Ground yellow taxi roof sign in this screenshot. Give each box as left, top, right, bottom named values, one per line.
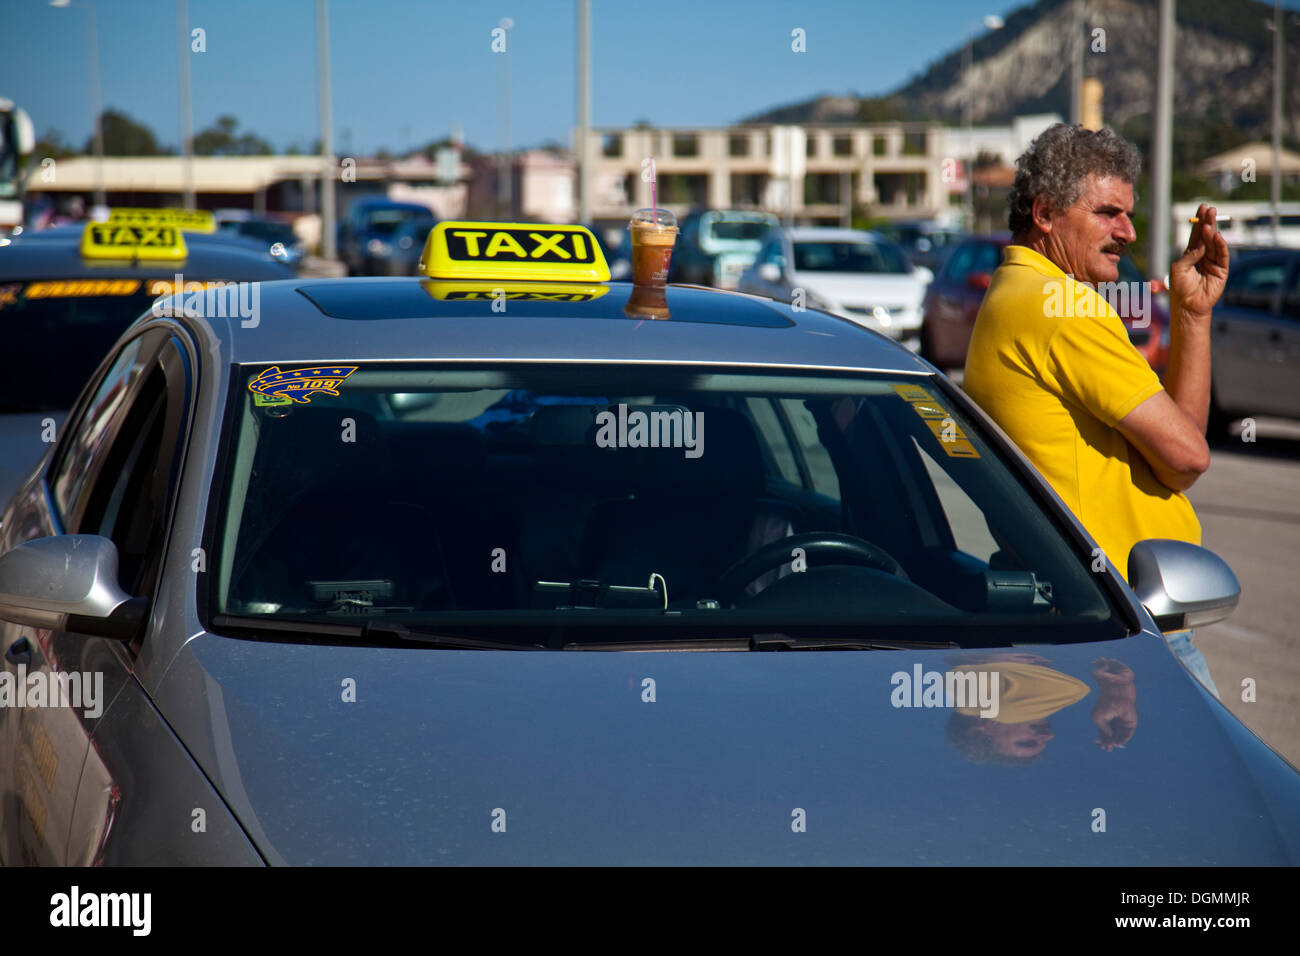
left=81, top=221, right=188, bottom=261
left=105, top=207, right=216, bottom=233
left=421, top=221, right=609, bottom=282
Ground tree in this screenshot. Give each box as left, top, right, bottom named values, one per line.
left=193, top=115, right=273, bottom=156
left=35, top=128, right=76, bottom=159
left=94, top=109, right=168, bottom=155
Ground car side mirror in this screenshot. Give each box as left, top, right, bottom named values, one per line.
left=966, top=271, right=992, bottom=291
left=0, top=535, right=147, bottom=640
left=758, top=262, right=782, bottom=283
left=914, top=266, right=934, bottom=284
left=1128, top=539, right=1240, bottom=632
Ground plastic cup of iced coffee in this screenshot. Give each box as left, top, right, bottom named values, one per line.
left=628, top=208, right=679, bottom=287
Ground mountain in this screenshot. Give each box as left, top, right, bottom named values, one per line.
left=743, top=0, right=1298, bottom=149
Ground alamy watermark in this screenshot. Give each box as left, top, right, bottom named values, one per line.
left=891, top=663, right=1000, bottom=718
left=1043, top=276, right=1152, bottom=329
left=150, top=272, right=261, bottom=327
left=594, top=404, right=704, bottom=459
left=0, top=665, right=104, bottom=718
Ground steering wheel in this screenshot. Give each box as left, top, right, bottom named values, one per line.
left=716, top=531, right=909, bottom=605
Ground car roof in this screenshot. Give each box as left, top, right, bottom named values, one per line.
left=782, top=227, right=888, bottom=243
left=172, top=278, right=933, bottom=373
left=0, top=228, right=296, bottom=281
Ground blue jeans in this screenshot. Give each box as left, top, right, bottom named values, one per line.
left=1164, top=628, right=1219, bottom=698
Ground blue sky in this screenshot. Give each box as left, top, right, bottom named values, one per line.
left=3, top=0, right=1299, bottom=155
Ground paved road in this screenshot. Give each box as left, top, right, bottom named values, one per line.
left=1188, top=417, right=1300, bottom=768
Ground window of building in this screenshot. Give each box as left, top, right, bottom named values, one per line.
left=672, top=133, right=698, bottom=158
left=902, top=131, right=927, bottom=155
left=873, top=136, right=888, bottom=157
left=833, top=135, right=853, bottom=157
left=601, top=134, right=622, bottom=158
left=729, top=135, right=749, bottom=157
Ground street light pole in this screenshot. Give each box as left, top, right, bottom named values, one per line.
left=963, top=15, right=1003, bottom=233
left=499, top=18, right=514, bottom=218
left=52, top=0, right=104, bottom=209
left=1151, top=0, right=1173, bottom=281
left=317, top=0, right=336, bottom=260
left=1271, top=0, right=1283, bottom=247
left=577, top=0, right=591, bottom=224
left=178, top=0, right=194, bottom=209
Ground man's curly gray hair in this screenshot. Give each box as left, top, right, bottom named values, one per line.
left=1007, top=123, right=1142, bottom=237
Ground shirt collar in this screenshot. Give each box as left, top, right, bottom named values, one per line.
left=1003, top=244, right=1069, bottom=278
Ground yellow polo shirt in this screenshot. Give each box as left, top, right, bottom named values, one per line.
left=963, top=245, right=1200, bottom=581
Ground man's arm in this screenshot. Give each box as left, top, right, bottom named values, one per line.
left=1117, top=390, right=1210, bottom=492
left=1163, top=202, right=1230, bottom=434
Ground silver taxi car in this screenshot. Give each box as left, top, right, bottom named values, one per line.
left=0, top=222, right=1294, bottom=866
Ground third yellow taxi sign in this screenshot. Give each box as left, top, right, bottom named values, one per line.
left=106, top=207, right=216, bottom=233
left=421, top=221, right=610, bottom=282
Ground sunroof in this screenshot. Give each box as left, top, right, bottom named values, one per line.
left=295, top=281, right=795, bottom=330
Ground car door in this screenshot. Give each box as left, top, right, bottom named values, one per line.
left=0, top=330, right=192, bottom=865
left=1278, top=262, right=1300, bottom=417
left=1213, top=254, right=1290, bottom=414
left=927, top=242, right=976, bottom=363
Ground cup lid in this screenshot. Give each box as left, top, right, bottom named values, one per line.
left=630, top=208, right=678, bottom=229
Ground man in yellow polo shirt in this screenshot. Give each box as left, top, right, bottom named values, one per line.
left=964, top=124, right=1229, bottom=695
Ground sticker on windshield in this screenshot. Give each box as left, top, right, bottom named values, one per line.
left=248, top=365, right=357, bottom=405
left=892, top=383, right=980, bottom=458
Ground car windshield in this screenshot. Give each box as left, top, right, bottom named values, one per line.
left=366, top=209, right=430, bottom=236
left=0, top=281, right=158, bottom=411
left=210, top=364, right=1124, bottom=647
left=792, top=240, right=910, bottom=274
left=708, top=219, right=773, bottom=243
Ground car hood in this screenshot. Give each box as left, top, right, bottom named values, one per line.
left=793, top=272, right=925, bottom=309
left=154, top=629, right=1300, bottom=865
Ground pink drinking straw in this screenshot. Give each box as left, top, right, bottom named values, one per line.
left=650, top=157, right=657, bottom=226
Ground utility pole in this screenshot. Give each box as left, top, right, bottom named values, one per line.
left=178, top=0, right=194, bottom=209
left=1271, top=0, right=1283, bottom=246
left=1151, top=0, right=1174, bottom=280
left=317, top=0, right=336, bottom=259
left=577, top=0, right=591, bottom=224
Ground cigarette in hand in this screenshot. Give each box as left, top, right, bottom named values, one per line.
left=1188, top=216, right=1231, bottom=224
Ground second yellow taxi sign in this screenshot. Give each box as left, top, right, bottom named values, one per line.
left=420, top=221, right=610, bottom=282
left=106, top=207, right=216, bottom=233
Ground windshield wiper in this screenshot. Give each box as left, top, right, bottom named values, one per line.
left=212, top=614, right=545, bottom=650
left=748, top=635, right=959, bottom=651
left=359, top=620, right=546, bottom=650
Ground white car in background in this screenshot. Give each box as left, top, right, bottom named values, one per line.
left=739, top=228, right=932, bottom=350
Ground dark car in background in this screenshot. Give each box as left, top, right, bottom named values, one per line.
left=876, top=219, right=965, bottom=273
left=218, top=216, right=305, bottom=270
left=670, top=209, right=778, bottom=289
left=339, top=198, right=436, bottom=276
left=920, top=234, right=1168, bottom=373
left=1207, top=247, right=1300, bottom=437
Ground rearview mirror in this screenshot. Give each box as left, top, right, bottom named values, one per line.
left=1128, top=539, right=1240, bottom=632
left=0, top=535, right=146, bottom=639
left=758, top=263, right=782, bottom=283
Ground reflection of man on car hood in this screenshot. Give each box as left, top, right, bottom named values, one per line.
left=945, top=653, right=1137, bottom=764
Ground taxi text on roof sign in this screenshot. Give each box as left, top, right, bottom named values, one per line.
left=80, top=222, right=188, bottom=261
left=421, top=221, right=610, bottom=282
left=105, top=207, right=216, bottom=234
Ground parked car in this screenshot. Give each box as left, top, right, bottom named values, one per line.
left=670, top=209, right=778, bottom=289
left=738, top=227, right=932, bottom=350
left=921, top=235, right=1168, bottom=373
left=876, top=219, right=966, bottom=273
left=0, top=218, right=293, bottom=504
left=218, top=216, right=305, bottom=270
left=2, top=220, right=1291, bottom=865
left=1207, top=247, right=1300, bottom=437
left=339, top=198, right=436, bottom=276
